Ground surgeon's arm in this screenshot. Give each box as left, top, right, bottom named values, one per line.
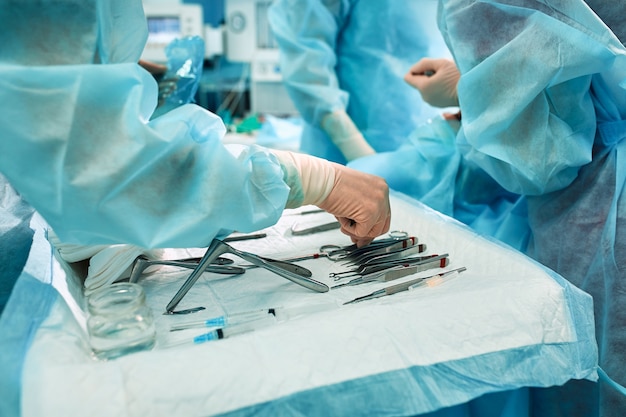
left=0, top=61, right=388, bottom=248
left=319, top=109, right=375, bottom=161
left=0, top=63, right=292, bottom=249
left=268, top=0, right=347, bottom=125
left=268, top=0, right=375, bottom=161
left=274, top=150, right=390, bottom=247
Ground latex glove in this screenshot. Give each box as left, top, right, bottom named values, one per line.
left=48, top=230, right=162, bottom=295
left=273, top=150, right=390, bottom=247
left=321, top=110, right=376, bottom=161
left=84, top=246, right=154, bottom=295
left=404, top=58, right=460, bottom=108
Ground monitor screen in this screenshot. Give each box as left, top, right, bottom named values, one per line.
left=147, top=16, right=181, bottom=45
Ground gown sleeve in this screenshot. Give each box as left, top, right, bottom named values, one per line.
left=438, top=0, right=626, bottom=195
left=0, top=63, right=290, bottom=248
left=268, top=0, right=351, bottom=126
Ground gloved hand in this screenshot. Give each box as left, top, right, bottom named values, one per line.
left=48, top=230, right=162, bottom=295
left=273, top=150, right=390, bottom=247
left=321, top=110, right=376, bottom=162
left=404, top=58, right=460, bottom=108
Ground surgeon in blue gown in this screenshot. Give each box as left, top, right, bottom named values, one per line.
left=268, top=0, right=451, bottom=164
left=408, top=1, right=626, bottom=415
left=0, top=0, right=391, bottom=252
left=348, top=106, right=531, bottom=252
left=0, top=2, right=392, bottom=413
left=346, top=54, right=530, bottom=251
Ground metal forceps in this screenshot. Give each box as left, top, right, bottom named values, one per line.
left=165, top=239, right=329, bottom=314
left=276, top=244, right=353, bottom=263
left=330, top=253, right=448, bottom=281
left=332, top=254, right=450, bottom=288
left=276, top=231, right=414, bottom=264
left=128, top=255, right=243, bottom=284
left=339, top=239, right=425, bottom=267
left=291, top=220, right=341, bottom=236
left=317, top=231, right=413, bottom=262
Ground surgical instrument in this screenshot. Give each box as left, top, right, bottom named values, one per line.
left=169, top=301, right=339, bottom=332
left=291, top=220, right=341, bottom=235
left=166, top=239, right=328, bottom=314
left=165, top=307, right=206, bottom=315
left=343, top=267, right=467, bottom=305
left=190, top=316, right=276, bottom=343
left=319, top=235, right=417, bottom=262
left=340, top=242, right=427, bottom=267
left=408, top=267, right=467, bottom=290
left=162, top=315, right=278, bottom=348
left=341, top=245, right=430, bottom=271
left=388, top=230, right=409, bottom=240
left=223, top=232, right=267, bottom=242
left=332, top=255, right=450, bottom=289
left=330, top=253, right=448, bottom=281
left=281, top=236, right=418, bottom=263
left=128, top=255, right=243, bottom=283
left=283, top=246, right=341, bottom=262
left=170, top=308, right=274, bottom=331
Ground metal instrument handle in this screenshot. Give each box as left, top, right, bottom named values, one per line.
left=165, top=239, right=228, bottom=313
left=235, top=250, right=329, bottom=293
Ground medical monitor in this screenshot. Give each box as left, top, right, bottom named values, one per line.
left=141, top=3, right=204, bottom=63
left=225, top=0, right=298, bottom=115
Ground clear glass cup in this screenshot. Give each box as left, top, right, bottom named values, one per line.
left=87, top=282, right=156, bottom=360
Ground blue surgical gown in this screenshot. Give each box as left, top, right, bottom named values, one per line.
left=438, top=0, right=626, bottom=415
left=0, top=0, right=290, bottom=249
left=0, top=3, right=291, bottom=413
left=268, top=0, right=450, bottom=164
left=349, top=116, right=530, bottom=252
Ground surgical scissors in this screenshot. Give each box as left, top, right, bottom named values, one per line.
left=317, top=232, right=413, bottom=261
left=388, top=230, right=409, bottom=240
left=276, top=245, right=349, bottom=262
left=279, top=234, right=415, bottom=263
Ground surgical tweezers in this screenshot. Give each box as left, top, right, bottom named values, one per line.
left=166, top=239, right=329, bottom=313
left=343, top=267, right=467, bottom=305
left=291, top=220, right=341, bottom=236
left=332, top=254, right=450, bottom=289
left=340, top=242, right=427, bottom=267
left=330, top=253, right=447, bottom=281
left=330, top=236, right=416, bottom=261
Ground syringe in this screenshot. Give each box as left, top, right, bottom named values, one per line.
left=169, top=301, right=339, bottom=332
